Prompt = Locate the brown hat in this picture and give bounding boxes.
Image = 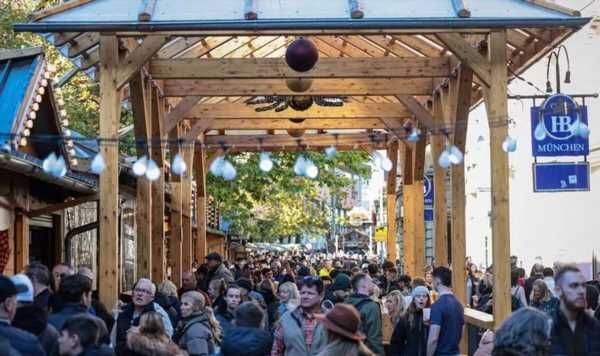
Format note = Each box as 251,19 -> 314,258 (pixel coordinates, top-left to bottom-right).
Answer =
314,303 -> 365,341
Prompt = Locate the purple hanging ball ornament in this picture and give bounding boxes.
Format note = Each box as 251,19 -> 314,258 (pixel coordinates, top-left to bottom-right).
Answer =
285,38 -> 319,73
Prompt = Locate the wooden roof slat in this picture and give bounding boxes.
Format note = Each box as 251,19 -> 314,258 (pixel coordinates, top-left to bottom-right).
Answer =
200,36 -> 257,58
208,118 -> 387,130
392,35 -> 443,57
176,36 -> 232,59
67,32 -> 99,58
30,0 -> 94,22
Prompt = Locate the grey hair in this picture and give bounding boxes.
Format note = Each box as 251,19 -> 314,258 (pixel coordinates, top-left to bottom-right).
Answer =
157,280 -> 178,298
136,278 -> 156,296
492,307 -> 552,356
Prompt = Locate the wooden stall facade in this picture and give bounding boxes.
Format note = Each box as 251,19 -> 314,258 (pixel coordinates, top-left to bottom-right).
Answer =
16,0 -> 589,328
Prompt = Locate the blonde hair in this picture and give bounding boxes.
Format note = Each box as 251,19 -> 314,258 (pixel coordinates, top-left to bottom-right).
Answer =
139,311 -> 168,338
278,282 -> 300,306
157,280 -> 178,298
385,290 -> 406,324
182,291 -> 222,343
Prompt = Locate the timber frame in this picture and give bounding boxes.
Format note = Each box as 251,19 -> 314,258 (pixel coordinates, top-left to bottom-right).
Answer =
16,0 -> 589,332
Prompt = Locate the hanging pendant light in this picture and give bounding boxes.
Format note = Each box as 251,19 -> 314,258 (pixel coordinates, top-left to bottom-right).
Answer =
210,156 -> 226,177
222,160 -> 237,181
305,160 -> 319,179
145,158 -> 161,181
132,155 -> 148,177
325,145 -> 337,159
43,152 -> 58,174
570,119 -> 590,139
406,128 -> 421,142
90,153 -> 106,174
381,155 -> 393,172
502,135 -> 517,153
438,150 -> 452,169
258,152 -> 274,172
371,151 -> 383,170
171,153 -> 187,176
448,145 -> 464,165
534,121 -> 547,141
294,155 -> 308,176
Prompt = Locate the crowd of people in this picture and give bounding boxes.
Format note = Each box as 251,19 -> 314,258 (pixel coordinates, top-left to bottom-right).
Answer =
1,250 -> 600,356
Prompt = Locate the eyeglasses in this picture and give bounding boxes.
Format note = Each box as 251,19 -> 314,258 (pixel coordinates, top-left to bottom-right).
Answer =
134,288 -> 153,295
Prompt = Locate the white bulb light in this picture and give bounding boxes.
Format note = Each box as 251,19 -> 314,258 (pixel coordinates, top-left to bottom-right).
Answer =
90,153 -> 106,174
171,153 -> 187,176
258,152 -> 273,172
406,128 -> 421,142
145,158 -> 161,181
534,121 -> 547,141
294,155 -> 308,176
381,156 -> 393,172
37,86 -> 45,95
43,152 -> 67,178
25,120 -> 34,128
305,161 -> 319,179
222,160 -> 237,181
502,135 -> 517,153
448,145 -> 463,165
210,156 -> 225,177
325,145 -> 337,159
371,151 -> 382,169
570,119 -> 590,139
133,155 -> 148,177
28,111 -> 36,120
438,150 -> 452,169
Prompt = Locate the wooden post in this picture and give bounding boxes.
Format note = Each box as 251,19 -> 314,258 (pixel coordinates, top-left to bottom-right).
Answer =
386,140 -> 398,262
413,130 -> 427,276
130,72 -> 152,279
485,30 -> 512,328
150,86 -> 166,282
401,139 -> 425,277
14,211 -> 29,272
431,94 -> 448,267
181,144 -> 194,272
401,143 -> 415,276
169,126 -> 183,287
98,34 -> 121,308
194,144 -> 207,263
450,66 -> 473,306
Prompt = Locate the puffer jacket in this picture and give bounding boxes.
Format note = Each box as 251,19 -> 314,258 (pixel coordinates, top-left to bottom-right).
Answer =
174,312 -> 216,356
126,329 -> 187,356
221,326 -> 273,356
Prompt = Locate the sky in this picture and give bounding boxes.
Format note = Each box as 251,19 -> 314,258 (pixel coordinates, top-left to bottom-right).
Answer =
464,0 -> 600,272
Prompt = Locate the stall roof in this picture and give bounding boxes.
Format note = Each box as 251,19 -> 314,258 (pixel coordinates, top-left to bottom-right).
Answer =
15,0 -> 588,32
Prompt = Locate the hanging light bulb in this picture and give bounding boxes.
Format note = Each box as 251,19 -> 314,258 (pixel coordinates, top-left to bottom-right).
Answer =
438,150 -> 452,169
406,128 -> 421,142
371,151 -> 383,170
502,135 -> 517,153
44,71 -> 51,79
448,145 -> 464,165
34,95 -> 42,103
570,119 -> 590,139
90,153 -> 106,174
222,160 -> 237,181
294,155 -> 308,176
132,155 -> 148,177
23,129 -> 31,137
171,153 -> 187,176
41,79 -> 48,87
57,98 -> 65,107
145,158 -> 161,181
258,152 -> 273,172
43,152 -> 58,174
534,121 -> 547,141
60,109 -> 67,117
325,145 -> 337,159
305,160 -> 319,179
210,156 -> 225,177
25,120 -> 34,129
31,103 -> 39,111
66,140 -> 74,147
19,137 -> 27,146
28,111 -> 36,120
37,86 -> 45,95
54,156 -> 67,178
70,158 -> 78,166
381,155 -> 393,172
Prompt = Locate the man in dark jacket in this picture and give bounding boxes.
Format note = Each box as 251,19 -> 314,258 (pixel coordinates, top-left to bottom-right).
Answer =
346,273 -> 384,356
207,252 -> 234,284
549,266 -> 600,355
25,262 -> 53,311
58,314 -> 115,356
0,275 -> 46,355
221,301 -> 273,356
49,274 -> 94,331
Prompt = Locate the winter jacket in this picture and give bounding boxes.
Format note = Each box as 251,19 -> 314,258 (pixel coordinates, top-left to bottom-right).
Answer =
346,294 -> 384,356
114,302 -> 174,356
12,303 -> 59,355
276,307 -> 327,356
126,329 -> 187,356
209,264 -> 234,284
221,326 -> 273,356
48,302 -> 89,331
215,309 -> 234,336
549,307 -> 600,355
0,318 -> 46,356
174,312 -> 216,356
390,310 -> 428,356
81,344 -> 117,356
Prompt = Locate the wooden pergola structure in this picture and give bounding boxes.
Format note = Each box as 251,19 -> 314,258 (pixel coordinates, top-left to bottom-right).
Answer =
17,0 -> 589,327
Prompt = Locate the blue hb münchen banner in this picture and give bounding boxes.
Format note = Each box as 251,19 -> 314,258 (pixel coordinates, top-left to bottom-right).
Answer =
533,162 -> 590,192
531,95 -> 589,157
424,175 -> 434,222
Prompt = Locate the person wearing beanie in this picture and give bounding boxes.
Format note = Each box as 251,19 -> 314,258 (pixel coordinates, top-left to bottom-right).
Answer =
11,273 -> 60,355
390,285 -> 431,356
314,303 -> 375,356
206,252 -> 234,285
324,273 -> 351,307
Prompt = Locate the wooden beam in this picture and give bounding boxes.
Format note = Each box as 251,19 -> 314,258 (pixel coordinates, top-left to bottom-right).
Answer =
150,57 -> 451,79
431,94 -> 448,267
14,212 -> 29,273
523,0 -> 581,16
163,78 -> 435,97
98,35 -> 121,308
150,87 -> 166,282
27,194 -> 99,218
203,132 -> 390,147
194,144 -> 208,263
396,95 -> 436,132
208,118 -> 387,130
116,35 -> 170,89
186,102 -> 412,121
165,96 -> 203,133
169,127 -> 183,287
485,30 -> 511,328
386,140 -> 398,262
436,33 -> 492,87
31,0 -> 94,21
182,119 -> 214,142
67,33 -> 99,58
138,0 -> 157,21
349,0 -> 364,19
244,0 -> 258,20
448,66 -> 473,312
451,0 -> 471,18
